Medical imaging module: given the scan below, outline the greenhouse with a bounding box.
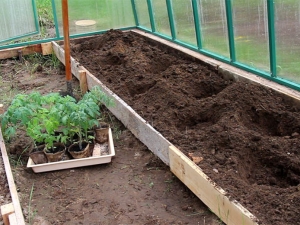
[0,1,300,225]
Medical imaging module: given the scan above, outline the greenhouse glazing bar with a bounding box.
[191,0,202,50]
[225,0,236,62]
[51,0,61,38]
[147,0,156,32]
[267,0,277,78]
[131,0,139,26]
[166,0,176,41]
[132,0,300,91]
[32,0,40,34]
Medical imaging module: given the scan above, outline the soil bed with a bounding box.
[0,56,220,224]
[71,29,300,225]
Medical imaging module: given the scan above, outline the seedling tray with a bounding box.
[27,128,115,173]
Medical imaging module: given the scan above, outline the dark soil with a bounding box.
[71,29,300,225]
[0,56,220,224]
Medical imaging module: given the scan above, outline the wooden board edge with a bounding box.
[0,130,26,225]
[79,70,88,94]
[41,42,53,55]
[1,202,14,225]
[8,213,17,225]
[0,44,42,60]
[0,42,53,60]
[169,145,260,225]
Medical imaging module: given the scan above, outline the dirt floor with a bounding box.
[0,56,221,224]
[69,30,300,225]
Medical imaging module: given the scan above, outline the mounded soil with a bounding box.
[71,29,300,225]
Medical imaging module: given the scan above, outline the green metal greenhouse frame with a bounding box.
[0,0,40,44]
[1,0,300,91]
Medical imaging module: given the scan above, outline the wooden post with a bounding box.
[79,70,88,94]
[1,203,14,225]
[62,0,73,96]
[0,104,4,114]
[8,213,17,225]
[41,43,53,55]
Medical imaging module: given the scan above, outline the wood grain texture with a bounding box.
[0,130,25,225]
[1,203,14,225]
[169,145,260,225]
[0,44,42,60]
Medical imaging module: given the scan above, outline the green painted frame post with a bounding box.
[225,0,236,62]
[267,0,277,77]
[130,0,139,27]
[147,0,156,32]
[166,0,176,40]
[192,0,202,50]
[51,0,60,38]
[32,0,40,33]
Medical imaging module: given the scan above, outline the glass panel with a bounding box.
[172,0,197,46]
[0,0,38,43]
[275,0,300,83]
[108,0,135,29]
[198,0,229,57]
[135,0,151,29]
[232,0,270,72]
[54,0,134,36]
[152,0,171,37]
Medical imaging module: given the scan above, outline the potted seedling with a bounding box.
[1,86,115,172]
[1,92,73,163]
[66,86,113,159]
[0,92,46,164]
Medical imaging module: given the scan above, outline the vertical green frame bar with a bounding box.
[32,0,39,33]
[131,0,139,26]
[166,0,176,40]
[191,0,202,50]
[225,0,236,62]
[147,0,156,32]
[51,0,60,38]
[267,0,277,77]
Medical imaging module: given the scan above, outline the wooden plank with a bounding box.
[0,130,26,225]
[0,104,4,114]
[41,42,53,55]
[79,70,88,94]
[52,41,171,165]
[8,213,17,225]
[169,146,259,225]
[0,44,42,60]
[1,203,14,225]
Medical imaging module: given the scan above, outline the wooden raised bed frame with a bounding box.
[1,29,300,225]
